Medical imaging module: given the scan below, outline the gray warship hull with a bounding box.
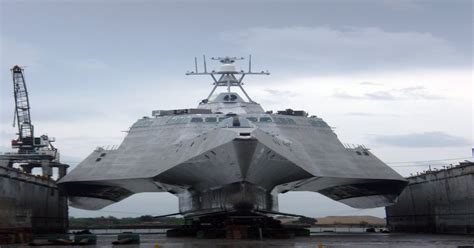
[60,113,406,215]
[59,57,407,216]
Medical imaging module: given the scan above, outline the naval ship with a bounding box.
[59,57,407,219]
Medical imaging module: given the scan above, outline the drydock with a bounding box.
[0,165,68,243]
[386,161,474,234]
[0,66,69,244]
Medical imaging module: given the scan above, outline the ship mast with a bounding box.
[186,55,269,103]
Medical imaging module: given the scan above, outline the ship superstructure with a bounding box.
[59,57,407,217]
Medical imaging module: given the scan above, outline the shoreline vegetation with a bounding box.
[69,215,386,229]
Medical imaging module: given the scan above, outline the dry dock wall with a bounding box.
[0,166,68,235]
[386,162,474,234]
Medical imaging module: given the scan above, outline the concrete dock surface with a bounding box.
[6,233,474,248]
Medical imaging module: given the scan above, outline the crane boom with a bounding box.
[1,65,67,179]
[11,65,35,151]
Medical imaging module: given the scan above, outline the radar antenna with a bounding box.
[186,55,269,103]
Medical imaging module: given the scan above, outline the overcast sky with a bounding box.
[0,0,472,219]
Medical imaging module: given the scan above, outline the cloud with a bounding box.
[333,86,443,101]
[72,58,111,71]
[263,88,298,97]
[0,37,42,68]
[345,112,399,117]
[364,91,397,100]
[359,82,383,86]
[0,145,14,154]
[380,0,424,11]
[225,26,464,72]
[373,132,470,147]
[0,36,110,73]
[346,112,378,117]
[256,88,299,105]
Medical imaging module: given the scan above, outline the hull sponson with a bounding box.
[59,111,407,213]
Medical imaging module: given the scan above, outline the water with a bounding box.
[5,233,474,248]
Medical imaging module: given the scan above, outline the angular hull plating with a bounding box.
[59,57,407,216]
[59,115,407,215]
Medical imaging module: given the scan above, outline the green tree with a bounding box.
[139,215,154,222]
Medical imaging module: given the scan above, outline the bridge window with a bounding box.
[205,117,217,123]
[246,117,258,122]
[259,117,273,123]
[190,117,203,123]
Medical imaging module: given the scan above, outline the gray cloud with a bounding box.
[70,58,111,71]
[263,88,298,97]
[59,154,85,167]
[379,0,424,11]
[396,86,444,100]
[31,108,112,123]
[359,82,383,86]
[333,86,444,101]
[373,132,470,147]
[226,26,465,73]
[0,36,42,68]
[0,146,14,154]
[346,112,378,117]
[332,90,364,100]
[345,112,399,117]
[364,91,397,100]
[259,88,299,105]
